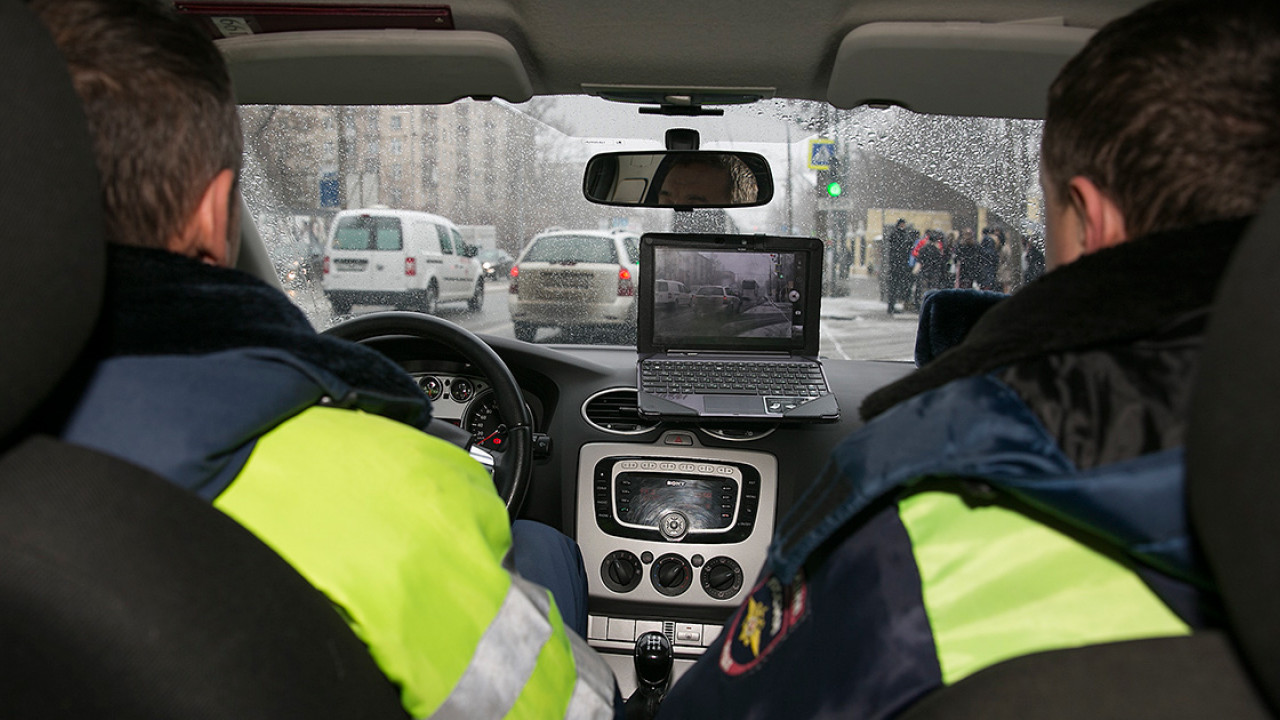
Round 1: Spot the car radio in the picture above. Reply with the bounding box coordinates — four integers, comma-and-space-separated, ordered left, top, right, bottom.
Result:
577, 438, 776, 611
591, 457, 761, 543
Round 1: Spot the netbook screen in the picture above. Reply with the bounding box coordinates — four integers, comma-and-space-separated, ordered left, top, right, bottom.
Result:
649, 245, 811, 351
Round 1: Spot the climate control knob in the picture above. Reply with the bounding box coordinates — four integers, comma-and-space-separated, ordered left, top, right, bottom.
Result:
651, 553, 693, 597
707, 564, 735, 589
609, 560, 635, 586
600, 550, 642, 593
700, 556, 744, 600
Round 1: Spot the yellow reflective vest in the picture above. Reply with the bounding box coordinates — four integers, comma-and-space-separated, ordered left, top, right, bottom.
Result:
215, 406, 615, 719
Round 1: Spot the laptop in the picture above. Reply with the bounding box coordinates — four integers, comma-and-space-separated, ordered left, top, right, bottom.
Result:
636, 233, 839, 422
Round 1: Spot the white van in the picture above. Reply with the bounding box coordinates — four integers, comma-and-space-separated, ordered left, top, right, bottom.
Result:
322, 209, 484, 316
654, 279, 691, 309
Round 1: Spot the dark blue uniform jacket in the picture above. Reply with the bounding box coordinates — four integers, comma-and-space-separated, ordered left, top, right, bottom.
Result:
658, 219, 1247, 720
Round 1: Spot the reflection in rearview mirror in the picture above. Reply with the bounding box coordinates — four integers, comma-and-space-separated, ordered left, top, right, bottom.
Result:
583, 151, 774, 209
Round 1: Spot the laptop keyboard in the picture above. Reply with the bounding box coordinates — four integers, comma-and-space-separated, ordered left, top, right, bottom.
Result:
640, 359, 829, 397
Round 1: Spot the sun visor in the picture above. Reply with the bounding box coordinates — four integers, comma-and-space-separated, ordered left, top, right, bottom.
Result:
826, 22, 1094, 119
221, 30, 532, 105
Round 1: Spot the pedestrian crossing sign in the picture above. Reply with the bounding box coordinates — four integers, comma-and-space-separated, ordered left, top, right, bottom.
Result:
808, 139, 835, 170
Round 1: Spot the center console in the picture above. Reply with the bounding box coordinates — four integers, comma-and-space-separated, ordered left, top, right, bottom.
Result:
576, 431, 777, 692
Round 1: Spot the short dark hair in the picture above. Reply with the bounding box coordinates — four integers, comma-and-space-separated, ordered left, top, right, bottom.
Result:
1042, 0, 1280, 238
664, 153, 759, 204
30, 0, 242, 249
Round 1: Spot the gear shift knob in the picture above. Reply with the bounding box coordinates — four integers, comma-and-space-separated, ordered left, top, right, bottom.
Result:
634, 631, 673, 690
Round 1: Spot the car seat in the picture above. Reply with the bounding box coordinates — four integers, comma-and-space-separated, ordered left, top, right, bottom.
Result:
897, 190, 1280, 719
0, 2, 407, 716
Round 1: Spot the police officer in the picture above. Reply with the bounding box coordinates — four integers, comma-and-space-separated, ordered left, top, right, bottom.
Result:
658, 0, 1280, 717
31, 1, 617, 717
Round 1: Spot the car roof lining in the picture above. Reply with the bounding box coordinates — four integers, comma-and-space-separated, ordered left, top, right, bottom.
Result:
200, 0, 1148, 118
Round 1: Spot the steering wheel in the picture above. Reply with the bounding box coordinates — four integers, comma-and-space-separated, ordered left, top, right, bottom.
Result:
322, 311, 533, 521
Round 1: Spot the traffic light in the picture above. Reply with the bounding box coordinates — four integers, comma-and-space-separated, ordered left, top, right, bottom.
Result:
827, 153, 844, 198
816, 154, 844, 199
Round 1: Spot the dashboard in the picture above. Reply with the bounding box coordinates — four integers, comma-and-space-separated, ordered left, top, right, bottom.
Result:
374, 334, 914, 694
407, 371, 543, 453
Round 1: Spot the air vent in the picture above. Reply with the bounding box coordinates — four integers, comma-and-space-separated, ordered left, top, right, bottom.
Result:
582, 389, 659, 435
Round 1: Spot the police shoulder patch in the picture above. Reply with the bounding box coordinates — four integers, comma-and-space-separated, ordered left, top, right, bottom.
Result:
719, 571, 808, 676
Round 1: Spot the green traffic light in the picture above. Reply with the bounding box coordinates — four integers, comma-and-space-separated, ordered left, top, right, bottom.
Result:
826, 181, 842, 198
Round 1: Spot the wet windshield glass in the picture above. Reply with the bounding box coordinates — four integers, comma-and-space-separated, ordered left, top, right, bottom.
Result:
241, 98, 1043, 360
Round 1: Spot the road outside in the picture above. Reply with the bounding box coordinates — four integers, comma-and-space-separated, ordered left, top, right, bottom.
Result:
288, 274, 919, 363
818, 275, 919, 362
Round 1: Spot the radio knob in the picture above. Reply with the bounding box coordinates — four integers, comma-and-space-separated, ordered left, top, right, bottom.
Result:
659, 511, 689, 540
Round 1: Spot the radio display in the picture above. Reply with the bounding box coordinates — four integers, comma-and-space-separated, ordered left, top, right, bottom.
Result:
615, 473, 736, 530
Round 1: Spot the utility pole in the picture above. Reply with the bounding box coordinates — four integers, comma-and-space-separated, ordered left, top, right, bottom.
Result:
785, 122, 793, 234
337, 107, 353, 209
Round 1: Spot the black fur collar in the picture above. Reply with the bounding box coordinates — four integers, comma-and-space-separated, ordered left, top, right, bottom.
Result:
100, 245, 427, 402
860, 218, 1251, 420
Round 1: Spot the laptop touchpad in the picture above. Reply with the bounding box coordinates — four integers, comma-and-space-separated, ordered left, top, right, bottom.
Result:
704, 396, 763, 414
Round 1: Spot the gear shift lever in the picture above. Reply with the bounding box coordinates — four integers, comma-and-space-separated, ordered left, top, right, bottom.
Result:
625, 631, 672, 720
635, 631, 673, 691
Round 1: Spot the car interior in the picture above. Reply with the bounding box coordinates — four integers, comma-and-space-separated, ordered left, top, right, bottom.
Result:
2, 0, 1277, 717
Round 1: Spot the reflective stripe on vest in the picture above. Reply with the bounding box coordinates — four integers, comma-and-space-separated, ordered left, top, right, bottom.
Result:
899, 490, 1190, 684
214, 406, 606, 718
430, 574, 552, 718
429, 574, 616, 719
564, 620, 619, 718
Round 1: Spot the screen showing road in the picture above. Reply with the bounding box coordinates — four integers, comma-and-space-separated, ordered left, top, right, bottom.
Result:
650, 246, 808, 348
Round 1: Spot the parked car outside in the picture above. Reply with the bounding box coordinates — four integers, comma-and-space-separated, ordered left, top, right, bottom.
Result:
322, 208, 485, 316
654, 279, 691, 309
508, 229, 640, 342
692, 285, 742, 314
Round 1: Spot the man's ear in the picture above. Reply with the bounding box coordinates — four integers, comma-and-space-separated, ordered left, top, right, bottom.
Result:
1067, 176, 1128, 254
167, 169, 237, 267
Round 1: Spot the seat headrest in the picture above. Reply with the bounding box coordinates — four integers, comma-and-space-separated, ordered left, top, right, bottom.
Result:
0, 0, 105, 437
1187, 185, 1280, 714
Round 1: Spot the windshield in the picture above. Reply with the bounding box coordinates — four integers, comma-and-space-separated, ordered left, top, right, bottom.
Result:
242, 97, 1043, 360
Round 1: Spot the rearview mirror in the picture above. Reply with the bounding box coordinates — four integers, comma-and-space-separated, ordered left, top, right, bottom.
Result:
583, 151, 774, 209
